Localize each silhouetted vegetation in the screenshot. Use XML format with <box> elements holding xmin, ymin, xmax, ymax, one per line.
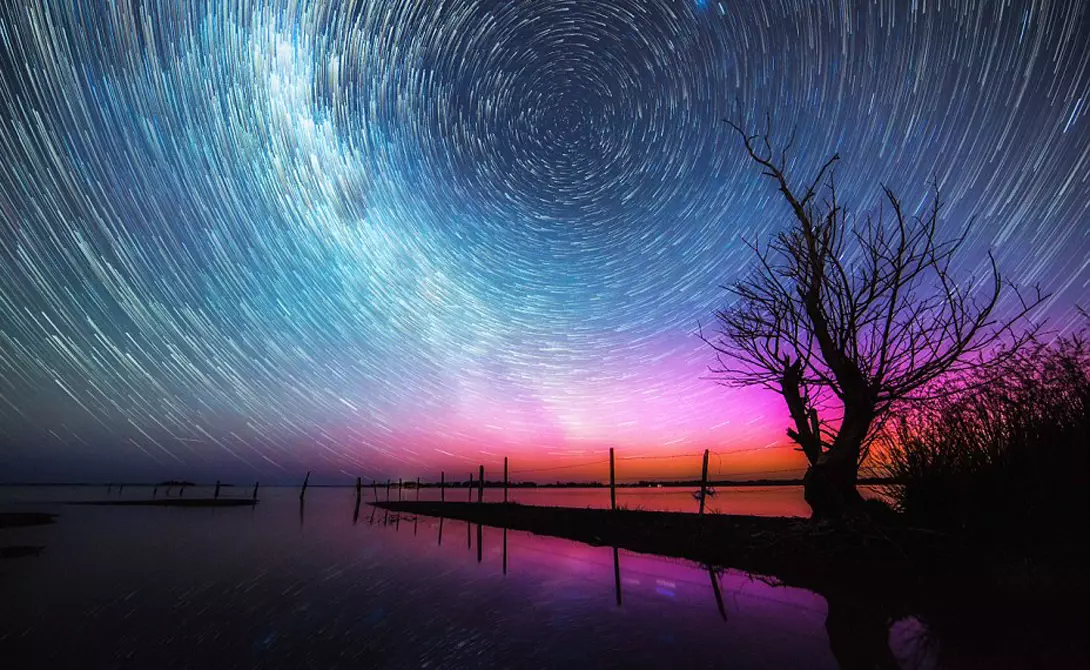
<box><xmin>885</xmin><ymin>334</ymin><xmax>1090</xmax><ymax>539</ymax></box>
<box><xmin>704</xmin><ymin>119</ymin><xmax>1043</xmax><ymax>520</ymax></box>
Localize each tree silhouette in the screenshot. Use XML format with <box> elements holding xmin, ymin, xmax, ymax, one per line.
<box><xmin>703</xmin><ymin>119</ymin><xmax>1044</xmax><ymax>520</ymax></box>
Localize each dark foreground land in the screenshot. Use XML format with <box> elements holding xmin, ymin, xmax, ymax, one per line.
<box><xmin>71</xmin><ymin>498</ymin><xmax>257</xmax><ymax>508</ymax></box>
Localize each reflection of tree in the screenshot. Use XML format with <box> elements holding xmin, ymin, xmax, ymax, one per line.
<box><xmin>824</xmin><ymin>594</ymin><xmax>900</xmax><ymax>670</ymax></box>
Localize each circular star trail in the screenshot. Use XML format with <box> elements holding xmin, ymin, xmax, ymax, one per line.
<box><xmin>1</xmin><ymin>1</ymin><xmax>1088</xmax><ymax>481</ymax></box>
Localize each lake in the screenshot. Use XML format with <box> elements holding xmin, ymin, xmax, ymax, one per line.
<box><xmin>1</xmin><ymin>486</ymin><xmax>931</xmax><ymax>669</ymax></box>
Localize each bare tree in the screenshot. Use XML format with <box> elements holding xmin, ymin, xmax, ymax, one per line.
<box><xmin>703</xmin><ymin>120</ymin><xmax>1044</xmax><ymax>520</ymax></box>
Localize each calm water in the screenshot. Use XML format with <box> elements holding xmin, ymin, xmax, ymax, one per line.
<box><xmin>0</xmin><ymin>486</ymin><xmax>931</xmax><ymax>669</ymax></box>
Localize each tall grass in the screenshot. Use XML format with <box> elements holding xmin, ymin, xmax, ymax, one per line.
<box><xmin>886</xmin><ymin>335</ymin><xmax>1090</xmax><ymax>539</ymax></box>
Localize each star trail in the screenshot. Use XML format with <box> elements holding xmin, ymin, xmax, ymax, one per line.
<box><xmin>1</xmin><ymin>1</ymin><xmax>1088</xmax><ymax>482</ymax></box>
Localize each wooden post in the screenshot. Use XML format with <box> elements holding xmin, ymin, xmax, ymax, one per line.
<box><xmin>398</xmin><ymin>478</ymin><xmax>403</xmax><ymax>502</ymax></box>
<box><xmin>386</xmin><ymin>479</ymin><xmax>391</xmax><ymax>501</ymax></box>
<box><xmin>152</xmin><ymin>486</ymin><xmax>158</xmax><ymax>499</ymax></box>
<box><xmin>698</xmin><ymin>449</ymin><xmax>710</xmax><ymax>516</ymax></box>
<box><xmin>478</xmin><ymin>465</ymin><xmax>484</xmax><ymax>503</ymax></box>
<box><xmin>609</xmin><ymin>448</ymin><xmax>617</xmax><ymax>512</ymax></box>
<box><xmin>372</xmin><ymin>480</ymin><xmax>379</xmax><ymax>502</ymax></box>
<box><xmin>179</xmin><ymin>484</ymin><xmax>185</xmax><ymax>497</ymax></box>
<box><xmin>416</xmin><ymin>477</ymin><xmax>421</xmax><ymax>501</ymax></box>
<box><xmin>214</xmin><ymin>480</ymin><xmax>221</xmax><ymax>500</ymax></box>
<box><xmin>503</xmin><ymin>457</ymin><xmax>509</xmax><ymax>503</ymax></box>
<box><xmin>299</xmin><ymin>471</ymin><xmax>310</xmax><ymax>501</ymax></box>
<box><xmin>355</xmin><ymin>476</ymin><xmax>362</xmax><ymax>497</ymax></box>
<box><xmin>468</xmin><ymin>473</ymin><xmax>473</xmax><ymax>502</ymax></box>
<box><xmin>252</xmin><ymin>481</ymin><xmax>259</xmax><ymax>500</ymax></box>
<box><xmin>440</xmin><ymin>471</ymin><xmax>445</xmax><ymax>502</ymax></box>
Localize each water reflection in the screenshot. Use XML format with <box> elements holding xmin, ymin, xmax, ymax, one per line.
<box><xmin>1</xmin><ymin>487</ymin><xmax>942</xmax><ymax>669</ymax></box>
<box><xmin>370</xmin><ymin>499</ymin><xmax>934</xmax><ymax>670</ymax></box>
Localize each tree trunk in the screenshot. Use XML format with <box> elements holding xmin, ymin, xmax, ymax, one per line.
<box><xmin>803</xmin><ymin>454</ymin><xmax>864</xmax><ymax>520</ymax></box>
<box><xmin>804</xmin><ymin>393</ymin><xmax>873</xmax><ymax>520</ymax></box>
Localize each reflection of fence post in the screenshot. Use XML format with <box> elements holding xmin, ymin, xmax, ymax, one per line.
<box><xmin>504</xmin><ymin>457</ymin><xmax>509</xmax><ymax>503</ymax></box>
<box><xmin>699</xmin><ymin>449</ymin><xmax>710</xmax><ymax>516</ymax></box>
<box><xmin>709</xmin><ymin>566</ymin><xmax>727</xmax><ymax>620</ymax></box>
<box><xmin>609</xmin><ymin>448</ymin><xmax>617</xmax><ymax>511</ymax></box>
<box><xmin>440</xmin><ymin>471</ymin><xmax>445</xmax><ymax>502</ymax></box>
<box><xmin>612</xmin><ymin>547</ymin><xmax>623</xmax><ymax>606</ymax></box>
<box><xmin>299</xmin><ymin>471</ymin><xmax>310</xmax><ymax>501</ymax></box>
<box><xmin>478</xmin><ymin>465</ymin><xmax>484</xmax><ymax>503</ymax></box>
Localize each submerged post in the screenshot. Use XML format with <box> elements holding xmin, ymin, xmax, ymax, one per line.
<box><xmin>214</xmin><ymin>480</ymin><xmax>221</xmax><ymax>500</ymax></box>
<box><xmin>440</xmin><ymin>471</ymin><xmax>445</xmax><ymax>502</ymax></box>
<box><xmin>609</xmin><ymin>448</ymin><xmax>617</xmax><ymax>512</ymax></box>
<box><xmin>252</xmin><ymin>481</ymin><xmax>259</xmax><ymax>500</ymax></box>
<box><xmin>299</xmin><ymin>471</ymin><xmax>310</xmax><ymax>501</ymax></box>
<box><xmin>478</xmin><ymin>465</ymin><xmax>484</xmax><ymax>503</ymax></box>
<box><xmin>356</xmin><ymin>476</ymin><xmax>362</xmax><ymax>497</ymax></box>
<box><xmin>698</xmin><ymin>449</ymin><xmax>710</xmax><ymax>516</ymax></box>
<box><xmin>503</xmin><ymin>457</ymin><xmax>509</xmax><ymax>504</ymax></box>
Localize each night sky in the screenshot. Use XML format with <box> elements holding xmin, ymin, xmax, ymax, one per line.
<box><xmin>1</xmin><ymin>1</ymin><xmax>1088</xmax><ymax>484</ymax></box>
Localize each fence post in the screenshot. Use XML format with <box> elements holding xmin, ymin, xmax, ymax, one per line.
<box><xmin>416</xmin><ymin>477</ymin><xmax>421</xmax><ymax>501</ymax></box>
<box><xmin>214</xmin><ymin>480</ymin><xmax>221</xmax><ymax>500</ymax></box>
<box><xmin>398</xmin><ymin>478</ymin><xmax>403</xmax><ymax>502</ymax></box>
<box><xmin>609</xmin><ymin>448</ymin><xmax>617</xmax><ymax>512</ymax></box>
<box><xmin>386</xmin><ymin>479</ymin><xmax>391</xmax><ymax>501</ymax></box>
<box><xmin>441</xmin><ymin>471</ymin><xmax>445</xmax><ymax>502</ymax></box>
<box><xmin>699</xmin><ymin>449</ymin><xmax>710</xmax><ymax>516</ymax></box>
<box><xmin>468</xmin><ymin>473</ymin><xmax>473</xmax><ymax>502</ymax></box>
<box><xmin>372</xmin><ymin>480</ymin><xmax>379</xmax><ymax>502</ymax></box>
<box><xmin>252</xmin><ymin>481</ymin><xmax>259</xmax><ymax>501</ymax></box>
<box><xmin>299</xmin><ymin>471</ymin><xmax>310</xmax><ymax>501</ymax></box>
<box><xmin>504</xmin><ymin>457</ymin><xmax>509</xmax><ymax>503</ymax></box>
<box><xmin>478</xmin><ymin>465</ymin><xmax>484</xmax><ymax>503</ymax></box>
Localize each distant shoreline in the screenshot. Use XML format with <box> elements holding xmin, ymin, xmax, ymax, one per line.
<box><xmin>0</xmin><ymin>477</ymin><xmax>896</xmax><ymax>488</ymax></box>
